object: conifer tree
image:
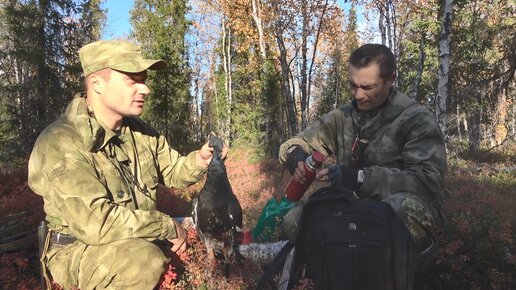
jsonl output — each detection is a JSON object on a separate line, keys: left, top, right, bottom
{"left": 0, "top": 0, "right": 104, "bottom": 162}
{"left": 131, "top": 0, "right": 192, "bottom": 150}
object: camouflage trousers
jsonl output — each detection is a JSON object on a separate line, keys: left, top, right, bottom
{"left": 283, "top": 191, "right": 441, "bottom": 254}
{"left": 45, "top": 238, "right": 169, "bottom": 290}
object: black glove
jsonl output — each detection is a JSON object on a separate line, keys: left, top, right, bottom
{"left": 328, "top": 165, "right": 360, "bottom": 190}
{"left": 284, "top": 146, "right": 309, "bottom": 175}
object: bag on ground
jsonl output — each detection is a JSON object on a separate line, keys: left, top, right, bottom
{"left": 257, "top": 186, "right": 415, "bottom": 290}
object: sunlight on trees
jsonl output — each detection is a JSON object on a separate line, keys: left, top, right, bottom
{"left": 0, "top": 0, "right": 514, "bottom": 162}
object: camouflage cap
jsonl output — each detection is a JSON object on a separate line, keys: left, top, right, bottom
{"left": 79, "top": 40, "right": 167, "bottom": 76}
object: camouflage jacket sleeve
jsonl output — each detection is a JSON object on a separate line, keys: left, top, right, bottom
{"left": 155, "top": 134, "right": 207, "bottom": 189}
{"left": 124, "top": 117, "right": 206, "bottom": 189}
{"left": 278, "top": 109, "right": 351, "bottom": 164}
{"left": 28, "top": 129, "right": 179, "bottom": 245}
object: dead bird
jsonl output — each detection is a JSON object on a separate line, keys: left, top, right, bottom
{"left": 192, "top": 133, "right": 243, "bottom": 276}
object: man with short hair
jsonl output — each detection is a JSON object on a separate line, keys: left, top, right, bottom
{"left": 29, "top": 40, "right": 223, "bottom": 289}
{"left": 279, "top": 43, "right": 447, "bottom": 266}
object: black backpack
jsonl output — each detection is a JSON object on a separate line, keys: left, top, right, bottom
{"left": 257, "top": 186, "right": 415, "bottom": 290}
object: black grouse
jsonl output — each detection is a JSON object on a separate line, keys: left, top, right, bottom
{"left": 192, "top": 133, "right": 243, "bottom": 275}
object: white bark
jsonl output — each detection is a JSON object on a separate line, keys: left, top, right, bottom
{"left": 385, "top": 0, "right": 393, "bottom": 50}
{"left": 251, "top": 0, "right": 267, "bottom": 60}
{"left": 222, "top": 18, "right": 232, "bottom": 140}
{"left": 379, "top": 6, "right": 386, "bottom": 45}
{"left": 456, "top": 103, "right": 462, "bottom": 141}
{"left": 226, "top": 26, "right": 232, "bottom": 139}
{"left": 239, "top": 240, "right": 289, "bottom": 265}
{"left": 436, "top": 0, "right": 454, "bottom": 137}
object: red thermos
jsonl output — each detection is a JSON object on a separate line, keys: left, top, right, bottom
{"left": 284, "top": 151, "right": 325, "bottom": 201}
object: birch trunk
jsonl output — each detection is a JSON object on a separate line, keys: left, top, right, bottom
{"left": 436, "top": 0, "right": 454, "bottom": 137}
{"left": 251, "top": 0, "right": 266, "bottom": 60}
{"left": 385, "top": 0, "right": 392, "bottom": 50}
{"left": 300, "top": 0, "right": 309, "bottom": 130}
{"left": 222, "top": 19, "right": 232, "bottom": 141}
{"left": 456, "top": 103, "right": 462, "bottom": 141}
{"left": 379, "top": 6, "right": 386, "bottom": 45}
{"left": 193, "top": 61, "right": 201, "bottom": 142}
{"left": 210, "top": 51, "right": 218, "bottom": 134}
{"left": 307, "top": 0, "right": 329, "bottom": 125}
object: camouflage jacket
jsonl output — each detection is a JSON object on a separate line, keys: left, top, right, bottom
{"left": 279, "top": 89, "right": 447, "bottom": 203}
{"left": 28, "top": 94, "right": 206, "bottom": 244}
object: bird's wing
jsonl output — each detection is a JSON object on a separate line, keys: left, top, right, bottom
{"left": 227, "top": 198, "right": 243, "bottom": 233}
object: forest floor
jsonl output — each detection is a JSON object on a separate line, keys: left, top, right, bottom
{"left": 0, "top": 143, "right": 514, "bottom": 289}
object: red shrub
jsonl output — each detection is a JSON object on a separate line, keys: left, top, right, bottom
{"left": 427, "top": 165, "right": 515, "bottom": 289}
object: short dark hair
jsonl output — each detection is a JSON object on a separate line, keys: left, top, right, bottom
{"left": 349, "top": 44, "right": 396, "bottom": 80}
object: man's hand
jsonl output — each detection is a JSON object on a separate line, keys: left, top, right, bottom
{"left": 168, "top": 218, "right": 187, "bottom": 253}
{"left": 284, "top": 146, "right": 309, "bottom": 178}
{"left": 196, "top": 140, "right": 229, "bottom": 169}
{"left": 318, "top": 165, "right": 360, "bottom": 190}
{"left": 290, "top": 160, "right": 307, "bottom": 183}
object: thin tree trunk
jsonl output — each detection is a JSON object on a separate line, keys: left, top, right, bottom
{"left": 221, "top": 20, "right": 227, "bottom": 136}
{"left": 389, "top": 0, "right": 400, "bottom": 87}
{"left": 211, "top": 50, "right": 219, "bottom": 135}
{"left": 410, "top": 34, "right": 426, "bottom": 100}
{"left": 274, "top": 10, "right": 297, "bottom": 136}
{"left": 463, "top": 111, "right": 469, "bottom": 139}
{"left": 379, "top": 6, "right": 386, "bottom": 45}
{"left": 494, "top": 83, "right": 509, "bottom": 145}
{"left": 456, "top": 103, "right": 462, "bottom": 141}
{"left": 165, "top": 79, "right": 170, "bottom": 143}
{"left": 193, "top": 59, "right": 201, "bottom": 142}
{"left": 307, "top": 0, "right": 329, "bottom": 125}
{"left": 36, "top": 0, "right": 49, "bottom": 132}
{"left": 334, "top": 51, "right": 342, "bottom": 109}
{"left": 226, "top": 25, "right": 232, "bottom": 141}
{"left": 468, "top": 112, "right": 481, "bottom": 152}
{"left": 222, "top": 18, "right": 232, "bottom": 141}
{"left": 300, "top": 0, "right": 308, "bottom": 129}
{"left": 385, "top": 0, "right": 392, "bottom": 50}
{"left": 251, "top": 0, "right": 266, "bottom": 60}
{"left": 436, "top": 0, "right": 454, "bottom": 137}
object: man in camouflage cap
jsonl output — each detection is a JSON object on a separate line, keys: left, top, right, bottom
{"left": 29, "top": 40, "right": 225, "bottom": 289}
{"left": 279, "top": 44, "right": 446, "bottom": 270}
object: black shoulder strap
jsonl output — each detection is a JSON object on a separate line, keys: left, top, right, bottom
{"left": 255, "top": 242, "right": 295, "bottom": 290}
{"left": 256, "top": 187, "right": 354, "bottom": 290}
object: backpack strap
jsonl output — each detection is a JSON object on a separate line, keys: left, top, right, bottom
{"left": 277, "top": 245, "right": 296, "bottom": 290}
{"left": 255, "top": 242, "right": 295, "bottom": 290}
{"left": 256, "top": 187, "right": 355, "bottom": 290}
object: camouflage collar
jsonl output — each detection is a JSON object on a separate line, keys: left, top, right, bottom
{"left": 381, "top": 89, "right": 416, "bottom": 122}
{"left": 351, "top": 89, "right": 416, "bottom": 139}
{"left": 65, "top": 93, "right": 120, "bottom": 152}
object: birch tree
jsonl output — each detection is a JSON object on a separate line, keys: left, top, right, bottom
{"left": 436, "top": 0, "right": 453, "bottom": 137}
{"left": 251, "top": 0, "right": 266, "bottom": 60}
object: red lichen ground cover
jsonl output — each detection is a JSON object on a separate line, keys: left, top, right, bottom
{"left": 1, "top": 147, "right": 514, "bottom": 289}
